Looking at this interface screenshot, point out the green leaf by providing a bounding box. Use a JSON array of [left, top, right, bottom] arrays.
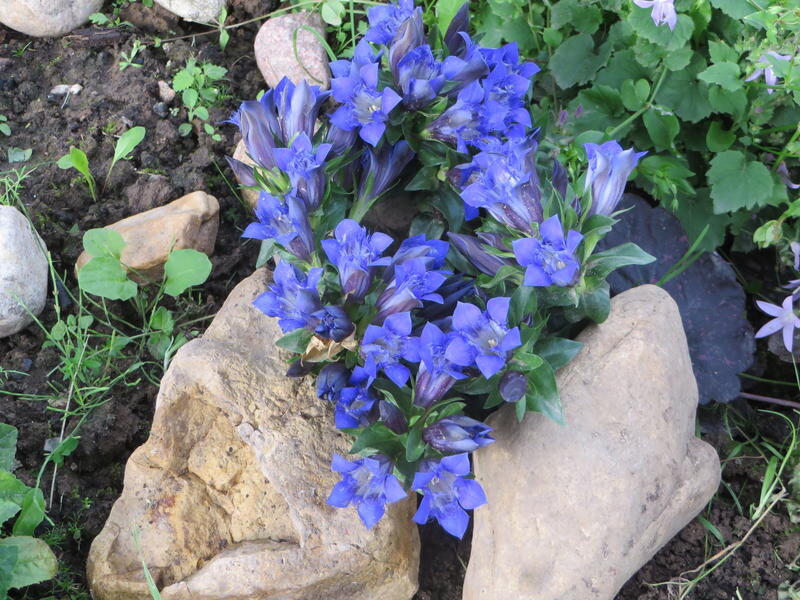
[[182, 88, 199, 109], [643, 108, 680, 151], [112, 126, 146, 165], [78, 256, 138, 301], [586, 243, 656, 279], [708, 40, 739, 64], [628, 9, 694, 51], [526, 362, 564, 425], [349, 423, 400, 455], [0, 536, 58, 590], [0, 544, 17, 596], [7, 147, 32, 163], [0, 424, 17, 472], [549, 34, 609, 89], [706, 121, 736, 152], [708, 87, 747, 121], [194, 106, 210, 121], [697, 61, 741, 91], [172, 69, 194, 91], [321, 0, 345, 26], [202, 63, 227, 80], [275, 328, 313, 354], [11, 488, 45, 536], [405, 426, 425, 462], [551, 0, 602, 34], [707, 150, 773, 213], [534, 337, 583, 371], [83, 228, 126, 259], [663, 46, 692, 71], [0, 471, 29, 506], [67, 147, 91, 179], [655, 56, 713, 123], [48, 436, 79, 467], [163, 249, 212, 296], [0, 499, 21, 529], [577, 284, 611, 323], [435, 0, 464, 33], [710, 0, 755, 18]]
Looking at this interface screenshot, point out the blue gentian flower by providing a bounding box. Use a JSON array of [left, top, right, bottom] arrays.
[[396, 45, 446, 110], [273, 132, 332, 211], [755, 296, 800, 353], [443, 2, 470, 55], [229, 100, 279, 169], [379, 399, 408, 434], [419, 275, 476, 323], [316, 362, 350, 403], [331, 61, 402, 147], [512, 214, 583, 287], [242, 191, 315, 262], [440, 33, 489, 95], [415, 322, 465, 408], [448, 233, 514, 276], [388, 8, 425, 81], [269, 77, 331, 145], [312, 305, 355, 342], [336, 366, 380, 428], [375, 258, 449, 322], [322, 219, 394, 301], [584, 141, 646, 217], [411, 454, 488, 539], [633, 0, 677, 30], [428, 81, 497, 153], [327, 454, 408, 528], [499, 370, 527, 403], [422, 415, 494, 453], [445, 298, 522, 379], [365, 0, 419, 45], [384, 234, 449, 281], [357, 140, 416, 211], [480, 43, 540, 81], [252, 261, 322, 333], [480, 62, 534, 138], [360, 312, 421, 386]]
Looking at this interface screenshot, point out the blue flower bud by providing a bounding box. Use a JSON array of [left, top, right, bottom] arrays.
[[499, 370, 527, 403], [422, 415, 495, 453]]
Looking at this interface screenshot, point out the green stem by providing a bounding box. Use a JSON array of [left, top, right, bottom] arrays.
[[771, 122, 800, 172], [606, 65, 668, 139]]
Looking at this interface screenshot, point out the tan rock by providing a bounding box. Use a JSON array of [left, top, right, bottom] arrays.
[[154, 0, 226, 23], [233, 139, 259, 211], [76, 191, 219, 281], [87, 268, 420, 600], [254, 12, 331, 90], [463, 285, 721, 600], [0, 0, 103, 37]]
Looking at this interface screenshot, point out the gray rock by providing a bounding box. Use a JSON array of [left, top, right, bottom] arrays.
[[153, 0, 225, 23], [0, 0, 103, 37], [0, 207, 49, 338], [87, 268, 420, 600], [463, 284, 721, 600], [254, 12, 330, 89]]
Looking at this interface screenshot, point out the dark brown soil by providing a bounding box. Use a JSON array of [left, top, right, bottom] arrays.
[[1, 4, 798, 600]]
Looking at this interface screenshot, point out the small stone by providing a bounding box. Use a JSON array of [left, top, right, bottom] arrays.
[[48, 84, 72, 96], [75, 191, 219, 282], [233, 139, 258, 210], [157, 80, 176, 104], [124, 175, 173, 213], [462, 285, 721, 600], [254, 12, 330, 90], [0, 0, 103, 37], [152, 102, 170, 118], [87, 268, 420, 600], [153, 0, 226, 23], [0, 207, 49, 339]]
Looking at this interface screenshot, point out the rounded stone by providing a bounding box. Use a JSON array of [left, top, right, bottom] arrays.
[[0, 0, 104, 37]]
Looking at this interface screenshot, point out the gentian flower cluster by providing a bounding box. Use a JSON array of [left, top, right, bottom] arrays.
[[227, 0, 652, 538]]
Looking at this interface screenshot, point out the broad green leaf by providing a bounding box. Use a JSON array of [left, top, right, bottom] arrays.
[[172, 69, 194, 91], [708, 87, 747, 121], [549, 34, 609, 89], [0, 536, 58, 590], [349, 423, 400, 455], [551, 0, 602, 34], [643, 108, 680, 151], [435, 0, 464, 33], [405, 426, 425, 462], [0, 500, 21, 528], [0, 471, 28, 506], [163, 249, 212, 296], [655, 56, 713, 123], [706, 121, 736, 152], [525, 362, 564, 425], [83, 228, 126, 259], [0, 544, 17, 596], [0, 424, 17, 472], [708, 150, 773, 213], [78, 256, 138, 300], [113, 126, 146, 164], [586, 243, 656, 279], [68, 147, 91, 178], [11, 488, 45, 536], [202, 63, 227, 80], [321, 0, 345, 26], [534, 337, 583, 371], [620, 79, 645, 111], [275, 328, 313, 354], [628, 9, 694, 51], [708, 40, 739, 64], [150, 306, 175, 334], [182, 88, 199, 109], [194, 106, 210, 121], [710, 0, 755, 18], [664, 46, 692, 71], [577, 284, 611, 323], [596, 49, 650, 87], [7, 147, 32, 163], [698, 61, 742, 91]]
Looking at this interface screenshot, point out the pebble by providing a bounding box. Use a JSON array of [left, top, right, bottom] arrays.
[[152, 102, 170, 118], [157, 80, 176, 104]]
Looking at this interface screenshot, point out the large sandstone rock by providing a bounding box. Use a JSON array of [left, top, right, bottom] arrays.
[[0, 0, 103, 37], [154, 0, 226, 23], [463, 285, 721, 600], [254, 12, 331, 90], [0, 207, 49, 338], [87, 268, 420, 600], [76, 191, 219, 281]]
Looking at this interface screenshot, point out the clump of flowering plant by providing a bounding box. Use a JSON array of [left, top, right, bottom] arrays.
[[227, 1, 653, 538]]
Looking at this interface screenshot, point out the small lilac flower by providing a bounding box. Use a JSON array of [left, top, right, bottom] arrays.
[[375, 258, 449, 322], [499, 370, 527, 403], [423, 416, 494, 453], [327, 454, 407, 528], [396, 45, 446, 110], [316, 363, 350, 403], [252, 261, 322, 333], [365, 0, 419, 45], [357, 140, 416, 210], [448, 233, 513, 276], [755, 296, 800, 353], [412, 454, 487, 539], [331, 61, 402, 147], [513, 215, 583, 287], [312, 305, 355, 342], [584, 141, 646, 217], [791, 241, 800, 271], [746, 52, 793, 94], [336, 366, 380, 428], [273, 132, 332, 211], [446, 298, 522, 379], [322, 219, 393, 301], [361, 312, 421, 386], [242, 191, 315, 261], [633, 0, 677, 30], [428, 81, 497, 153]]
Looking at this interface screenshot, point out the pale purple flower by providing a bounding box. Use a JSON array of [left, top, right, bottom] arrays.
[[755, 296, 800, 353], [584, 141, 646, 217], [633, 0, 677, 30], [746, 52, 792, 94]]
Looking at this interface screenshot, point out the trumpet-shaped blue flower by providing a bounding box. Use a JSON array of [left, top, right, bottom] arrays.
[[322, 219, 394, 301], [419, 275, 475, 323], [388, 8, 425, 80], [755, 296, 800, 353], [415, 322, 465, 408], [358, 140, 416, 209], [252, 261, 322, 333], [335, 366, 381, 429], [361, 312, 421, 386], [269, 77, 331, 145], [396, 45, 445, 110], [440, 33, 489, 95], [273, 132, 331, 211], [328, 454, 407, 528], [448, 233, 513, 276], [499, 370, 527, 403], [633, 0, 677, 30], [480, 43, 540, 81], [583, 141, 646, 217], [423, 415, 494, 453], [312, 305, 355, 342], [428, 81, 500, 153], [229, 100, 279, 169], [316, 363, 350, 403], [445, 298, 522, 379], [242, 192, 315, 261], [375, 258, 449, 322], [385, 235, 449, 281], [513, 215, 583, 287], [412, 454, 487, 539], [365, 0, 419, 45]]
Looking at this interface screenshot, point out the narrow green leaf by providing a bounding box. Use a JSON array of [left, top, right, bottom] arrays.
[[275, 328, 313, 354], [113, 126, 146, 164], [526, 362, 564, 425]]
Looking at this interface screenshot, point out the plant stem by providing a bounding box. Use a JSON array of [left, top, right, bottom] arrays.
[[740, 391, 800, 410], [606, 64, 668, 139]]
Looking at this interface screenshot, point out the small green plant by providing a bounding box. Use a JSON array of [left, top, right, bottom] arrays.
[[0, 116, 10, 137], [118, 39, 145, 70], [214, 8, 230, 51], [88, 12, 133, 27], [106, 126, 145, 186], [10, 42, 32, 58], [0, 423, 60, 600], [172, 59, 227, 141]]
